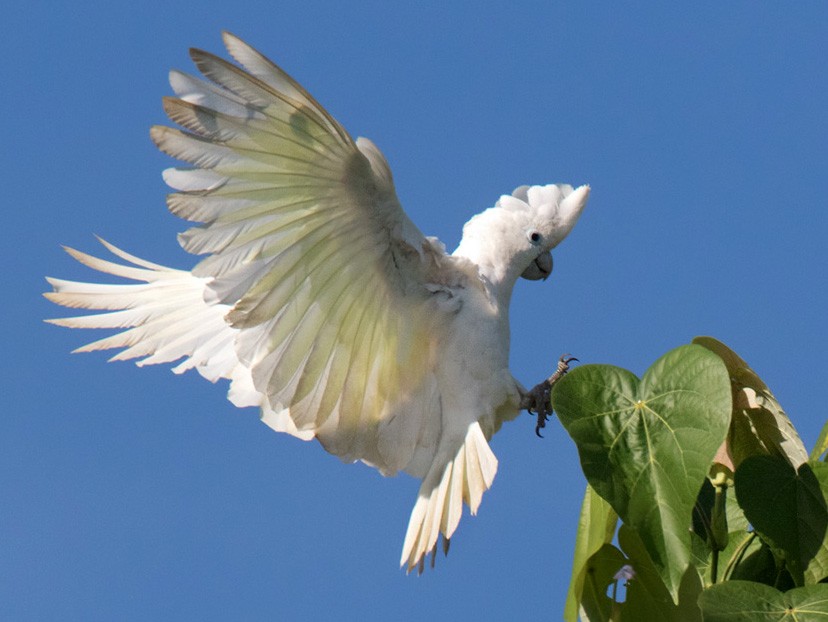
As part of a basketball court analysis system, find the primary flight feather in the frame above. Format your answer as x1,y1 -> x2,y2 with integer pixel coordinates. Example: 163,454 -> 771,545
45,32 -> 589,572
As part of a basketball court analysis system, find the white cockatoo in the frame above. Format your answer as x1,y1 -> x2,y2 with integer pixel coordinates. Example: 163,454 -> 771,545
46,32 -> 589,573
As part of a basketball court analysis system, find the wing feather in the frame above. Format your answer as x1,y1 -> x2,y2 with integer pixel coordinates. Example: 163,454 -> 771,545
161,97 -> 343,167
188,49 -> 348,151
146,33 -> 457,477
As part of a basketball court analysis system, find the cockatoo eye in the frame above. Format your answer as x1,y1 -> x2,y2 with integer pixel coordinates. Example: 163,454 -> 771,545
528,231 -> 542,244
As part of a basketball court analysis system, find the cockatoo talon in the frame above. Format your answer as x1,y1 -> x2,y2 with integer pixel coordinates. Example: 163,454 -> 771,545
549,354 -> 578,382
559,354 -> 579,366
522,353 -> 578,437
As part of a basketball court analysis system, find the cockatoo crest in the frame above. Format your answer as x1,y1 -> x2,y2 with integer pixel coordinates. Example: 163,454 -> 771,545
45,32 -> 590,574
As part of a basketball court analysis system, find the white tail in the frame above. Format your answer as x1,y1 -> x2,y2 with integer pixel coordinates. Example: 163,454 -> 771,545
400,422 -> 498,573
44,238 -> 247,389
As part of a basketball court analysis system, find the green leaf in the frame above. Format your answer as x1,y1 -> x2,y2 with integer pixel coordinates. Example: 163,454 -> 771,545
575,530 -> 706,621
724,478 -> 750,536
728,539 -> 788,587
735,457 -> 828,584
553,344 -> 732,601
578,543 -> 628,622
617,525 -> 704,622
811,419 -> 828,462
564,484 -> 619,622
693,336 -> 809,469
698,581 -> 828,621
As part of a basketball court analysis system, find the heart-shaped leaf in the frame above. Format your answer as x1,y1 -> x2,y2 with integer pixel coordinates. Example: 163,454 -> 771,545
735,456 -> 828,584
699,581 -> 828,621
693,336 -> 808,469
552,344 -> 732,600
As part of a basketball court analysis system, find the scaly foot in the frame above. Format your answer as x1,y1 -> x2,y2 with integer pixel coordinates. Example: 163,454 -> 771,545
521,354 -> 578,437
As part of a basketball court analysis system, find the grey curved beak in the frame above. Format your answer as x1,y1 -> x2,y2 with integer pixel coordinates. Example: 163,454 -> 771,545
521,251 -> 553,281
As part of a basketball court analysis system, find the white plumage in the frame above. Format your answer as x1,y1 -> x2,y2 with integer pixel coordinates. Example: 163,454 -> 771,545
45,32 -> 589,572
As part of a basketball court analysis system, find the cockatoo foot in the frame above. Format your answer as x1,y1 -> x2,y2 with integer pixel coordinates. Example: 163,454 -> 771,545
521,354 -> 578,437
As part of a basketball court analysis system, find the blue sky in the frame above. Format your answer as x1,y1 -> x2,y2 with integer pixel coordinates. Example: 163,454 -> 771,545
3,2 -> 826,620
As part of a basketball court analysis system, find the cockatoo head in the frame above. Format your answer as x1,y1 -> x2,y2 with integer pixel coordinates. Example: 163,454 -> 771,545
455,184 -> 590,286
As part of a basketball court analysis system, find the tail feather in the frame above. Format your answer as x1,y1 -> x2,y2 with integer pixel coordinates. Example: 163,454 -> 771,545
400,422 -> 498,572
45,239 -> 320,441
45,239 -> 241,384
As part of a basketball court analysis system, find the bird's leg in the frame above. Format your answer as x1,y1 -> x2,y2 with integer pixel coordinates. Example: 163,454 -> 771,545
520,354 -> 578,437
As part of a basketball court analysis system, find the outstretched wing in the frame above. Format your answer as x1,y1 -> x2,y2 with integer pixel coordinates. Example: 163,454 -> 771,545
153,32 -> 458,474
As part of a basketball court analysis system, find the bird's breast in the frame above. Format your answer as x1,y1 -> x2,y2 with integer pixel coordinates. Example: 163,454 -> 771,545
432,285 -> 515,420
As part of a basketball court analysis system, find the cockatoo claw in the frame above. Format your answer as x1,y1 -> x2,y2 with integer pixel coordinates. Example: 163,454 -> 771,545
521,354 -> 578,437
